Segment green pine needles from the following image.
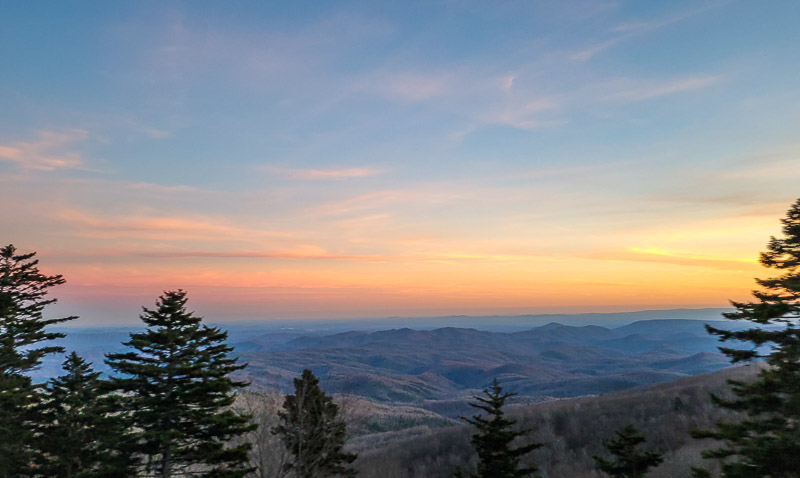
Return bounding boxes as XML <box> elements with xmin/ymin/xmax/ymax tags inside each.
<box><xmin>0</xmin><ymin>244</ymin><xmax>76</xmax><ymax>476</ymax></box>
<box><xmin>593</xmin><ymin>425</ymin><xmax>664</xmax><ymax>478</ymax></box>
<box><xmin>106</xmin><ymin>290</ymin><xmax>255</xmax><ymax>477</ymax></box>
<box><xmin>458</xmin><ymin>378</ymin><xmax>542</xmax><ymax>478</ymax></box>
<box><xmin>692</xmin><ymin>198</ymin><xmax>800</xmax><ymax>477</ymax></box>
<box><xmin>37</xmin><ymin>352</ymin><xmax>135</xmax><ymax>477</ymax></box>
<box><xmin>274</xmin><ymin>369</ymin><xmax>357</xmax><ymax>478</ymax></box>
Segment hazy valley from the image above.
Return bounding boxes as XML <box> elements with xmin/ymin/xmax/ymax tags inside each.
<box><xmin>41</xmin><ymin>309</ymin><xmax>750</xmax><ymax>450</ymax></box>
<box><xmin>238</xmin><ymin>318</ymin><xmax>735</xmax><ymax>405</ymax></box>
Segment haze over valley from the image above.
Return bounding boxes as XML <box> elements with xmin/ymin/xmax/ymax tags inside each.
<box><xmin>39</xmin><ymin>309</ymin><xmax>751</xmax><ymax>440</ymax></box>
<box><xmin>3</xmin><ymin>1</ymin><xmax>800</xmax><ymax>476</ymax></box>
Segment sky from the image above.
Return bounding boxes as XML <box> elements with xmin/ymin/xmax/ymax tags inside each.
<box><xmin>2</xmin><ymin>1</ymin><xmax>800</xmax><ymax>325</ymax></box>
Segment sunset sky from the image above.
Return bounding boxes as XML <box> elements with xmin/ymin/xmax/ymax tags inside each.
<box><xmin>2</xmin><ymin>1</ymin><xmax>800</xmax><ymax>324</ymax></box>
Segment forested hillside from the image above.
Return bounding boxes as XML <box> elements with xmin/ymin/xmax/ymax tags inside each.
<box><xmin>235</xmin><ymin>319</ymin><xmax>738</xmax><ymax>406</ymax></box>
<box><xmin>355</xmin><ymin>364</ymin><xmax>759</xmax><ymax>477</ymax></box>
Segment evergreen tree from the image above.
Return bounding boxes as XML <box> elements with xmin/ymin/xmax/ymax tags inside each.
<box><xmin>0</xmin><ymin>244</ymin><xmax>76</xmax><ymax>476</ymax></box>
<box><xmin>459</xmin><ymin>378</ymin><xmax>541</xmax><ymax>478</ymax></box>
<box><xmin>593</xmin><ymin>424</ymin><xmax>663</xmax><ymax>478</ymax></box>
<box><xmin>106</xmin><ymin>290</ymin><xmax>254</xmax><ymax>477</ymax></box>
<box><xmin>37</xmin><ymin>352</ymin><xmax>135</xmax><ymax>477</ymax></box>
<box><xmin>274</xmin><ymin>369</ymin><xmax>357</xmax><ymax>478</ymax></box>
<box><xmin>692</xmin><ymin>198</ymin><xmax>800</xmax><ymax>477</ymax></box>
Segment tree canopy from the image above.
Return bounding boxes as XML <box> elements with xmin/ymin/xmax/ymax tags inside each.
<box><xmin>0</xmin><ymin>244</ymin><xmax>76</xmax><ymax>476</ymax></box>
<box><xmin>37</xmin><ymin>352</ymin><xmax>135</xmax><ymax>477</ymax></box>
<box><xmin>593</xmin><ymin>424</ymin><xmax>663</xmax><ymax>478</ymax></box>
<box><xmin>692</xmin><ymin>198</ymin><xmax>800</xmax><ymax>477</ymax></box>
<box><xmin>274</xmin><ymin>368</ymin><xmax>357</xmax><ymax>478</ymax></box>
<box><xmin>459</xmin><ymin>378</ymin><xmax>541</xmax><ymax>478</ymax></box>
<box><xmin>106</xmin><ymin>289</ymin><xmax>254</xmax><ymax>477</ymax></box>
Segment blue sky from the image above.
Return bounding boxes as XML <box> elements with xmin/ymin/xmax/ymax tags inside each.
<box><xmin>2</xmin><ymin>1</ymin><xmax>800</xmax><ymax>324</ymax></box>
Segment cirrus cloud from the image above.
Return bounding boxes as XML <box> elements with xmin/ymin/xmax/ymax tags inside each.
<box><xmin>0</xmin><ymin>129</ymin><xmax>91</xmax><ymax>171</ymax></box>
<box><xmin>261</xmin><ymin>165</ymin><xmax>382</xmax><ymax>180</ymax></box>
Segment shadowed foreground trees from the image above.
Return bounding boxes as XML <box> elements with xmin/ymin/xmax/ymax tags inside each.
<box><xmin>274</xmin><ymin>369</ymin><xmax>357</xmax><ymax>478</ymax></box>
<box><xmin>692</xmin><ymin>198</ymin><xmax>800</xmax><ymax>477</ymax></box>
<box><xmin>37</xmin><ymin>352</ymin><xmax>135</xmax><ymax>477</ymax></box>
<box><xmin>593</xmin><ymin>424</ymin><xmax>664</xmax><ymax>478</ymax></box>
<box><xmin>457</xmin><ymin>378</ymin><xmax>541</xmax><ymax>478</ymax></box>
<box><xmin>106</xmin><ymin>290</ymin><xmax>255</xmax><ymax>477</ymax></box>
<box><xmin>0</xmin><ymin>244</ymin><xmax>76</xmax><ymax>476</ymax></box>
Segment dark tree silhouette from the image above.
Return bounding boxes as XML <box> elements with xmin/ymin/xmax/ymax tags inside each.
<box><xmin>106</xmin><ymin>290</ymin><xmax>254</xmax><ymax>477</ymax></box>
<box><xmin>0</xmin><ymin>244</ymin><xmax>76</xmax><ymax>476</ymax></box>
<box><xmin>692</xmin><ymin>198</ymin><xmax>800</xmax><ymax>477</ymax></box>
<box><xmin>593</xmin><ymin>424</ymin><xmax>663</xmax><ymax>478</ymax></box>
<box><xmin>37</xmin><ymin>352</ymin><xmax>135</xmax><ymax>477</ymax></box>
<box><xmin>459</xmin><ymin>378</ymin><xmax>541</xmax><ymax>478</ymax></box>
<box><xmin>274</xmin><ymin>369</ymin><xmax>357</xmax><ymax>478</ymax></box>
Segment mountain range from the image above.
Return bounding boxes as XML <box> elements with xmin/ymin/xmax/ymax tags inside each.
<box><xmin>235</xmin><ymin>318</ymin><xmax>745</xmax><ymax>406</ymax></box>
<box><xmin>38</xmin><ymin>311</ymin><xmax>750</xmax><ymax>411</ymax></box>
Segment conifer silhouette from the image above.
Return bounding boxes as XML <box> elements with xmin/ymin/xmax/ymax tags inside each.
<box><xmin>593</xmin><ymin>424</ymin><xmax>663</xmax><ymax>478</ymax></box>
<box><xmin>459</xmin><ymin>378</ymin><xmax>541</xmax><ymax>478</ymax></box>
<box><xmin>274</xmin><ymin>369</ymin><xmax>357</xmax><ymax>477</ymax></box>
<box><xmin>37</xmin><ymin>352</ymin><xmax>135</xmax><ymax>477</ymax></box>
<box><xmin>692</xmin><ymin>198</ymin><xmax>800</xmax><ymax>477</ymax></box>
<box><xmin>106</xmin><ymin>290</ymin><xmax>254</xmax><ymax>477</ymax></box>
<box><xmin>0</xmin><ymin>244</ymin><xmax>76</xmax><ymax>476</ymax></box>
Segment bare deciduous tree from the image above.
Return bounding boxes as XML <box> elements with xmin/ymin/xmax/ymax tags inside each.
<box><xmin>235</xmin><ymin>390</ymin><xmax>290</xmax><ymax>478</ymax></box>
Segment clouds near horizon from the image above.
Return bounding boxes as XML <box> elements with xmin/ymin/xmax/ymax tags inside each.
<box><xmin>2</xmin><ymin>0</ymin><xmax>799</xmax><ymax>324</ymax></box>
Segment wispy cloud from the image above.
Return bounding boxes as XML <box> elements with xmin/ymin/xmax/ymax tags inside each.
<box><xmin>0</xmin><ymin>130</ymin><xmax>91</xmax><ymax>171</ymax></box>
<box><xmin>448</xmin><ymin>125</ymin><xmax>477</xmax><ymax>144</ymax></box>
<box><xmin>610</xmin><ymin>3</ymin><xmax>722</xmax><ymax>34</ymax></box>
<box><xmin>262</xmin><ymin>165</ymin><xmax>382</xmax><ymax>180</ymax></box>
<box><xmin>130</xmin><ymin>245</ymin><xmax>358</xmax><ymax>260</ymax></box>
<box><xmin>603</xmin><ymin>75</ymin><xmax>721</xmax><ymax>101</ymax></box>
<box><xmin>127</xmin><ymin>182</ymin><xmax>200</xmax><ymax>194</ymax></box>
<box><xmin>484</xmin><ymin>97</ymin><xmax>564</xmax><ymax>130</ymax></box>
<box><xmin>570</xmin><ymin>3</ymin><xmax>723</xmax><ymax>62</ymax></box>
<box><xmin>618</xmin><ymin>247</ymin><xmax>757</xmax><ymax>271</ymax></box>
<box><xmin>141</xmin><ymin>126</ymin><xmax>171</xmax><ymax>139</ymax></box>
<box><xmin>311</xmin><ymin>188</ymin><xmax>464</xmax><ymax>217</ymax></box>
<box><xmin>357</xmin><ymin>70</ymin><xmax>453</xmax><ymax>102</ymax></box>
<box><xmin>51</xmin><ymin>207</ymin><xmax>295</xmax><ymax>242</ymax></box>
<box><xmin>499</xmin><ymin>74</ymin><xmax>516</xmax><ymax>92</ymax></box>
<box><xmin>380</xmin><ymin>73</ymin><xmax>451</xmax><ymax>101</ymax></box>
<box><xmin>569</xmin><ymin>38</ymin><xmax>621</xmax><ymax>62</ymax></box>
<box><xmin>139</xmin><ymin>11</ymin><xmax>393</xmax><ymax>92</ymax></box>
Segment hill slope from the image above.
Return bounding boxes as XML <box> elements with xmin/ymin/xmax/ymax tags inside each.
<box><xmin>238</xmin><ymin>320</ymin><xmax>738</xmax><ymax>404</ymax></box>
<box><xmin>355</xmin><ymin>364</ymin><xmax>759</xmax><ymax>478</ymax></box>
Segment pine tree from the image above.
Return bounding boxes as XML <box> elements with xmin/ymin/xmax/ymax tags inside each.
<box><xmin>691</xmin><ymin>198</ymin><xmax>800</xmax><ymax>477</ymax></box>
<box><xmin>273</xmin><ymin>369</ymin><xmax>357</xmax><ymax>478</ymax></box>
<box><xmin>459</xmin><ymin>378</ymin><xmax>541</xmax><ymax>478</ymax></box>
<box><xmin>106</xmin><ymin>290</ymin><xmax>254</xmax><ymax>477</ymax></box>
<box><xmin>37</xmin><ymin>352</ymin><xmax>135</xmax><ymax>477</ymax></box>
<box><xmin>593</xmin><ymin>424</ymin><xmax>663</xmax><ymax>478</ymax></box>
<box><xmin>0</xmin><ymin>244</ymin><xmax>76</xmax><ymax>476</ymax></box>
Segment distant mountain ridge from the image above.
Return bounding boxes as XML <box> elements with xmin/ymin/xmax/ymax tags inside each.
<box><xmin>212</xmin><ymin>307</ymin><xmax>735</xmax><ymax>333</ymax></box>
<box><xmin>261</xmin><ymin>319</ymin><xmax>738</xmax><ymax>353</ymax></box>
<box><xmin>38</xmin><ymin>314</ymin><xmax>746</xmax><ymax>409</ymax></box>
<box><xmin>236</xmin><ymin>318</ymin><xmax>743</xmax><ymax>405</ymax></box>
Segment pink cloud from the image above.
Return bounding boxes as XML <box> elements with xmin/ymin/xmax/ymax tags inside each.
<box><xmin>50</xmin><ymin>207</ymin><xmax>295</xmax><ymax>242</ymax></box>
<box><xmin>569</xmin><ymin>38</ymin><xmax>620</xmax><ymax>62</ymax></box>
<box><xmin>267</xmin><ymin>166</ymin><xmax>381</xmax><ymax>180</ymax></box>
<box><xmin>602</xmin><ymin>75</ymin><xmax>721</xmax><ymax>101</ymax></box>
<box><xmin>484</xmin><ymin>97</ymin><xmax>564</xmax><ymax>130</ymax></box>
<box><xmin>381</xmin><ymin>73</ymin><xmax>451</xmax><ymax>101</ymax></box>
<box><xmin>0</xmin><ymin>130</ymin><xmax>90</xmax><ymax>171</ymax></box>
